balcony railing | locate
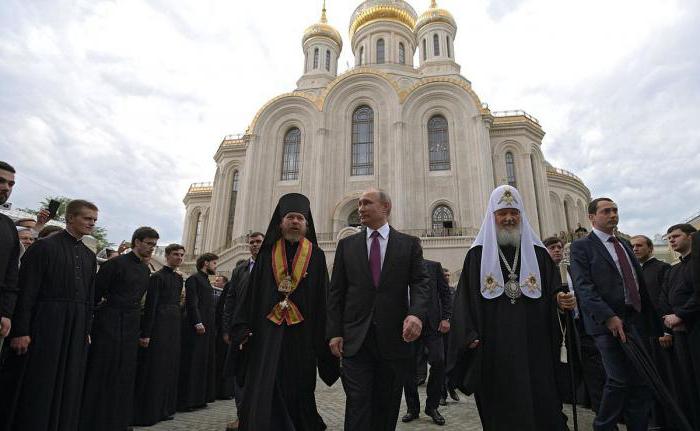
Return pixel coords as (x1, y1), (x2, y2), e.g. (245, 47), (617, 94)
(186, 182), (213, 194)
(492, 110), (540, 124)
(546, 166), (582, 182)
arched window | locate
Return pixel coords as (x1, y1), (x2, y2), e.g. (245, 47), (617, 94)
(325, 50), (331, 71)
(348, 209), (360, 227)
(433, 34), (440, 56)
(193, 211), (203, 255)
(226, 170), (239, 246)
(422, 39), (427, 60)
(359, 46), (364, 65)
(351, 105), (374, 176)
(432, 205), (454, 235)
(281, 128), (300, 180)
(505, 151), (517, 187)
(313, 48), (319, 69)
(428, 115), (450, 170)
(398, 42), (406, 64)
(304, 51), (308, 73)
(446, 36), (451, 58)
(376, 39), (385, 64)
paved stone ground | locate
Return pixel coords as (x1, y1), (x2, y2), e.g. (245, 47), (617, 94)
(137, 376), (609, 431)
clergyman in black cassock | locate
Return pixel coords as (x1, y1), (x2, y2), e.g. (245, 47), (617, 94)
(447, 186), (572, 431)
(213, 274), (235, 399)
(132, 244), (186, 426)
(232, 193), (339, 431)
(178, 253), (218, 410)
(0, 201), (98, 431)
(0, 207), (19, 341)
(79, 227), (158, 431)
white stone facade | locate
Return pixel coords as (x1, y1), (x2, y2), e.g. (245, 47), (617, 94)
(181, 0), (591, 274)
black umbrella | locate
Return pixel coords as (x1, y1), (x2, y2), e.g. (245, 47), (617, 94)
(619, 329), (693, 431)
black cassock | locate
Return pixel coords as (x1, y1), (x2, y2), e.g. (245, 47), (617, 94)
(178, 270), (217, 410)
(133, 266), (184, 426)
(232, 240), (339, 431)
(447, 245), (566, 431)
(0, 230), (95, 431)
(79, 251), (150, 431)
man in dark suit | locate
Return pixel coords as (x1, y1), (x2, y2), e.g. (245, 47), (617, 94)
(571, 197), (660, 431)
(401, 258), (452, 425)
(328, 188), (430, 431)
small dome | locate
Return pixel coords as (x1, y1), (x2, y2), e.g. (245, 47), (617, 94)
(415, 0), (456, 33)
(303, 4), (343, 48)
(349, 0), (418, 38)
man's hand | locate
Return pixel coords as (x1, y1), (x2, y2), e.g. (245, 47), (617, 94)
(606, 316), (626, 343)
(438, 320), (451, 334)
(35, 208), (51, 230)
(556, 292), (577, 312)
(223, 333), (231, 345)
(139, 337), (150, 348)
(0, 317), (11, 337)
(659, 334), (673, 349)
(87, 335), (91, 345)
(402, 315), (422, 342)
(195, 323), (206, 335)
(11, 336), (31, 355)
(117, 241), (129, 254)
(329, 337), (344, 358)
(468, 339), (480, 349)
(664, 314), (683, 329)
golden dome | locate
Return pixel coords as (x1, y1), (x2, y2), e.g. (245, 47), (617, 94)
(303, 2), (343, 48)
(415, 0), (456, 32)
(349, 0), (418, 38)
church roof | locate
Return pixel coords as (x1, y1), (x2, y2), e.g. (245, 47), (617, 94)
(415, 0), (456, 32)
(349, 0), (418, 37)
(303, 2), (343, 48)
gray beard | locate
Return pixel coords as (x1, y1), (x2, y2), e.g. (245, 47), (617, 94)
(496, 227), (521, 247)
(282, 232), (302, 243)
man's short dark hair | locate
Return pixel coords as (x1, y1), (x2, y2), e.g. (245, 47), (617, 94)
(667, 223), (697, 235)
(588, 197), (614, 215)
(164, 243), (185, 255)
(66, 199), (99, 220)
(631, 235), (653, 249)
(196, 252), (219, 270)
(543, 236), (564, 248)
(132, 226), (159, 245)
(38, 225), (63, 238)
(0, 161), (15, 173)
(249, 232), (265, 239)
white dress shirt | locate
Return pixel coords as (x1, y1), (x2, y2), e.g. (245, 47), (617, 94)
(366, 223), (390, 269)
(592, 228), (640, 303)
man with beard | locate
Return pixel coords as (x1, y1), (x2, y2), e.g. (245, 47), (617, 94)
(132, 244), (186, 426)
(232, 193), (339, 430)
(178, 252), (219, 411)
(660, 224), (700, 428)
(447, 185), (575, 431)
(0, 161), (19, 344)
(0, 200), (98, 431)
(80, 226), (159, 431)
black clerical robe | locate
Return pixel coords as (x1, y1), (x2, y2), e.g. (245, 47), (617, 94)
(0, 230), (95, 431)
(0, 213), (19, 322)
(214, 277), (235, 399)
(447, 245), (566, 431)
(133, 266), (184, 426)
(232, 240), (339, 431)
(178, 270), (217, 410)
(79, 251), (150, 431)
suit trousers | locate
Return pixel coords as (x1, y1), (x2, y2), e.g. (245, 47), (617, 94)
(593, 324), (653, 431)
(342, 325), (409, 431)
(403, 331), (445, 412)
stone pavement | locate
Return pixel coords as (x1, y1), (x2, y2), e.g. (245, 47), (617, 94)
(137, 376), (607, 431)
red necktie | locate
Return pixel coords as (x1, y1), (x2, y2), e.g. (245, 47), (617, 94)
(369, 231), (381, 288)
(608, 236), (642, 312)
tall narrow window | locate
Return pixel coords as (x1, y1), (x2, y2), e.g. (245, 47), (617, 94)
(304, 51), (308, 73)
(432, 205), (454, 235)
(226, 170), (239, 246)
(359, 46), (364, 65)
(351, 106), (374, 176)
(398, 42), (406, 64)
(193, 212), (203, 255)
(376, 39), (385, 64)
(313, 48), (319, 69)
(422, 39), (427, 60)
(428, 115), (450, 170)
(325, 50), (331, 71)
(281, 128), (301, 180)
(433, 34), (440, 56)
(505, 152), (517, 187)
(446, 36), (451, 58)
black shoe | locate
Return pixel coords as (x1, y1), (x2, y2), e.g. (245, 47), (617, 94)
(425, 408), (445, 426)
(439, 397), (447, 406)
(401, 411), (419, 422)
(448, 387), (460, 402)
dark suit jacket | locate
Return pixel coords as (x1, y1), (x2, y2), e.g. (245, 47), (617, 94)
(221, 259), (251, 334)
(423, 259), (452, 332)
(641, 257), (671, 316)
(327, 226), (430, 360)
(570, 232), (660, 337)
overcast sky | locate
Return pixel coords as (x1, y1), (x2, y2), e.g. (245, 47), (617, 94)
(1, 0), (698, 244)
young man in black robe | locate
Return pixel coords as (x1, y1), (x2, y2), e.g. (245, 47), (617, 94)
(132, 243), (186, 426)
(178, 252), (219, 410)
(0, 161), (19, 344)
(660, 223), (700, 428)
(447, 185), (576, 431)
(79, 226), (159, 431)
(0, 199), (98, 431)
(214, 274), (235, 400)
(232, 193), (339, 431)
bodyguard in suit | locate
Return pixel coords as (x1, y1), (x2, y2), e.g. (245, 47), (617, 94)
(328, 188), (431, 430)
(570, 197), (660, 431)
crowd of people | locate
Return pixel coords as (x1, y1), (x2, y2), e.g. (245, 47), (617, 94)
(1, 158), (699, 431)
